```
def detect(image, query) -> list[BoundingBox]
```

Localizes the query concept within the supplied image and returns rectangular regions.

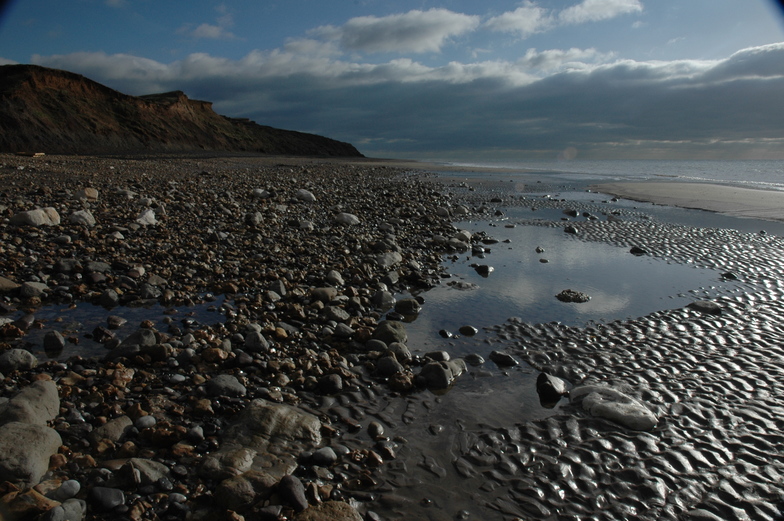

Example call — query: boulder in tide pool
[570,385,658,431]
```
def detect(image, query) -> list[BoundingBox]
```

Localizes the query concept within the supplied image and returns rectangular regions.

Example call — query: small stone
[458,325,478,336]
[296,189,317,202]
[489,350,518,367]
[335,212,360,225]
[318,374,343,394]
[325,270,344,286]
[312,447,338,466]
[136,208,157,226]
[418,359,466,389]
[46,479,81,501]
[207,374,247,397]
[69,209,96,227]
[75,187,99,200]
[43,330,66,354]
[394,298,421,315]
[88,486,125,512]
[10,208,60,227]
[474,265,493,276]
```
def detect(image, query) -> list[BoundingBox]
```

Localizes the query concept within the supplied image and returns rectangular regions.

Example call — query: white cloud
[518,48,613,71]
[559,0,643,25]
[485,0,643,39]
[484,2,553,37]
[28,41,784,159]
[179,5,237,40]
[310,8,480,54]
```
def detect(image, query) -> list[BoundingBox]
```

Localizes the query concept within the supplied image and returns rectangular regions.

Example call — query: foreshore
[0,153,783,521]
[593,180,784,222]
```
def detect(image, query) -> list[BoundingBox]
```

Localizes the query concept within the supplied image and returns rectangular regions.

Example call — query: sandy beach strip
[593,181,784,222]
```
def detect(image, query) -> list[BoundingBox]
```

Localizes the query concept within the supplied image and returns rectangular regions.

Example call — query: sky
[1,0,784,161]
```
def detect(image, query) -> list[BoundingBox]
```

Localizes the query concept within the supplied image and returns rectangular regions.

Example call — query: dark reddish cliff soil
[0,64,362,157]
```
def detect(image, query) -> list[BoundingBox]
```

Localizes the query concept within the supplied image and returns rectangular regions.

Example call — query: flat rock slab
[203,400,322,482]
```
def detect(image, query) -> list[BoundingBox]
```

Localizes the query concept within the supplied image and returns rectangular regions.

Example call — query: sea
[440,158,784,191]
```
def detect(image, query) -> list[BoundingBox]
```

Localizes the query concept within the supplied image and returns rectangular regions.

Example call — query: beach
[593,181,784,222]
[0,153,783,521]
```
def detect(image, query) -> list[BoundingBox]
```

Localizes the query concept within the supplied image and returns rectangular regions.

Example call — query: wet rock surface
[0,154,782,521]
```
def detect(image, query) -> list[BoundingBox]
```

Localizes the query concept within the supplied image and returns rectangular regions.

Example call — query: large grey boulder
[0,348,38,373]
[570,385,658,431]
[10,208,60,227]
[0,422,62,486]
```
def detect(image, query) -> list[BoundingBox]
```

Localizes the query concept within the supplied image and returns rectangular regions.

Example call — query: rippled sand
[324,209,784,521]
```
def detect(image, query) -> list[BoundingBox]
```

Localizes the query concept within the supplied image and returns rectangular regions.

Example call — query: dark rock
[536,372,569,407]
[458,325,478,336]
[372,320,407,344]
[376,355,404,377]
[312,447,338,466]
[474,265,494,277]
[394,298,421,315]
[279,474,308,512]
[630,246,648,256]
[489,350,518,367]
[318,374,343,394]
[418,359,466,389]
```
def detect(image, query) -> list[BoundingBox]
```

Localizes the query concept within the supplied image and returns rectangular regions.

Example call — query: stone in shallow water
[418,359,467,389]
[556,289,591,303]
[687,300,722,316]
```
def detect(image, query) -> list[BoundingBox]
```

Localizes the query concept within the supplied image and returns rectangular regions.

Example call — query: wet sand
[593,181,784,222]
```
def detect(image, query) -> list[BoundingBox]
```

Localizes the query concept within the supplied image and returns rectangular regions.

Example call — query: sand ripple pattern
[476,220,784,520]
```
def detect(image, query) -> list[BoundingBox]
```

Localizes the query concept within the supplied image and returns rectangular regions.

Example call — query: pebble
[3,156,784,521]
[88,486,125,512]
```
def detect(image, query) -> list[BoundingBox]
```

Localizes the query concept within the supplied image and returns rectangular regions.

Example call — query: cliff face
[0,64,363,157]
